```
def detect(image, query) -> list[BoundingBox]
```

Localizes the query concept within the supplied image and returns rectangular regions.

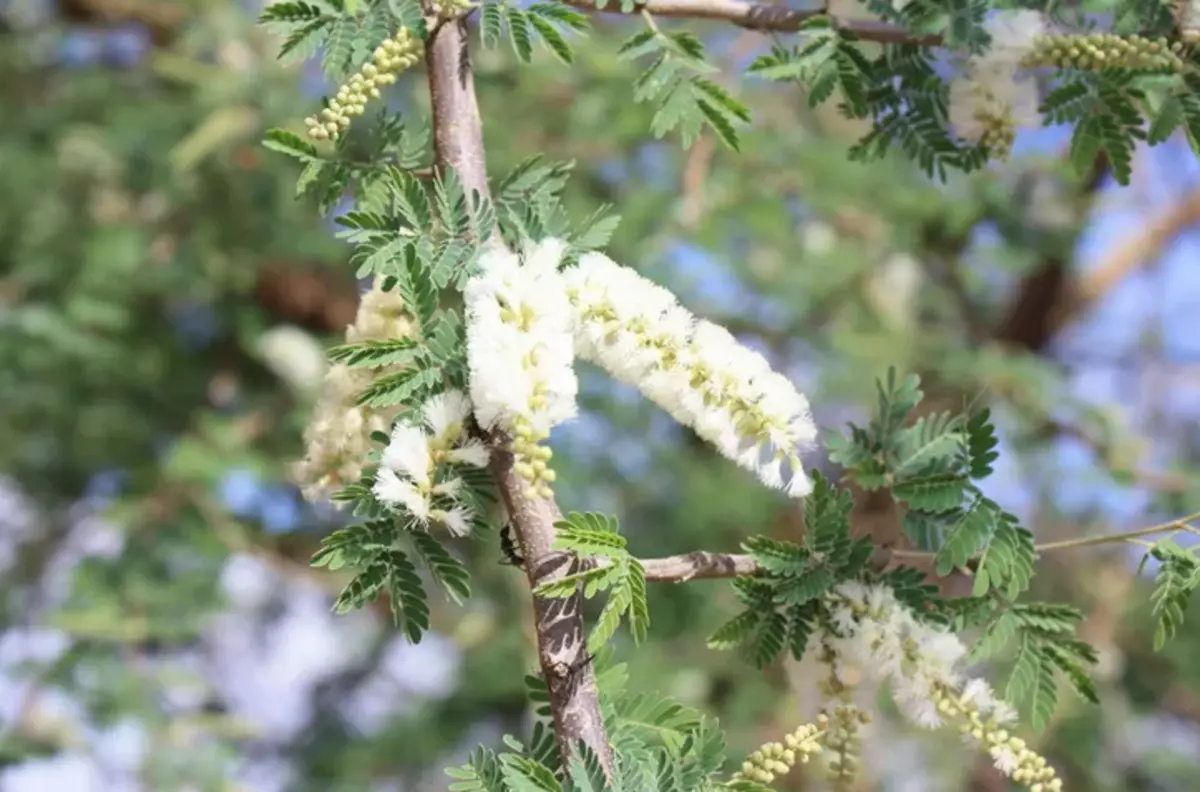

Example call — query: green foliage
[965,602,1099,730]
[1146,539,1200,650]
[827,369,1036,599]
[617,27,750,150]
[261,0,421,71]
[706,472,871,667]
[479,1,591,64]
[451,655,739,791]
[534,513,650,650]
[746,18,872,117]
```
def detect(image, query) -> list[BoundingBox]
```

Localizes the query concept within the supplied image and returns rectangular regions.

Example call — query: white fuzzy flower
[382,424,433,485]
[422,389,473,444]
[295,279,414,503]
[824,582,1016,736]
[948,12,1044,157]
[431,505,473,537]
[563,252,817,497]
[465,239,577,435]
[990,745,1021,775]
[948,64,1040,147]
[982,10,1046,65]
[373,467,431,519]
[372,391,490,536]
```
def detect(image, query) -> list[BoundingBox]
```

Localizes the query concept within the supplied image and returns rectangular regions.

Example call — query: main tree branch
[566,0,944,45]
[424,15,616,776]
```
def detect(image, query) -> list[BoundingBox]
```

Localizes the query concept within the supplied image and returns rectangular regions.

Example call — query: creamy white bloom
[294,279,413,502]
[563,251,817,497]
[373,467,431,519]
[823,582,1059,790]
[258,324,328,394]
[948,11,1045,155]
[948,64,1040,146]
[422,390,473,443]
[431,505,473,537]
[372,391,491,536]
[381,424,432,485]
[982,9,1046,65]
[465,239,578,436]
[465,239,577,498]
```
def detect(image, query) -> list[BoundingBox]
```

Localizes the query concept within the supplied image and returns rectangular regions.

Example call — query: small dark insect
[499,521,525,569]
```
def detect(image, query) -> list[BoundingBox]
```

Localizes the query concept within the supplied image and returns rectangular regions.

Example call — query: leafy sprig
[618,25,750,150]
[533,512,650,651]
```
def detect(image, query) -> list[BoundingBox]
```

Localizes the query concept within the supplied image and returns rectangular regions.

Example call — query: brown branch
[632,510,1200,582]
[568,0,944,45]
[1056,187,1200,331]
[424,16,616,776]
[641,551,762,581]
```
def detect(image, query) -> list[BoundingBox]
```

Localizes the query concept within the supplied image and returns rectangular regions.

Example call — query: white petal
[373,468,430,520]
[382,423,432,485]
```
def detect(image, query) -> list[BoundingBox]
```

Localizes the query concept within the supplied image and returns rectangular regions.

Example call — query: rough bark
[424,17,616,775]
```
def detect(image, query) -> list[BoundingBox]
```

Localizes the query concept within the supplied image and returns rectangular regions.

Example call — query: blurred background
[2,0,1200,790]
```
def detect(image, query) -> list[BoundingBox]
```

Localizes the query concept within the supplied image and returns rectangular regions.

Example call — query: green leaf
[527,10,575,64]
[893,472,967,513]
[1148,95,1184,146]
[893,411,965,477]
[327,337,423,368]
[506,7,535,62]
[357,366,441,408]
[323,14,357,83]
[535,561,626,599]
[706,610,759,651]
[627,559,650,644]
[499,754,564,792]
[773,567,834,606]
[1149,539,1198,649]
[333,561,389,613]
[612,691,702,752]
[935,501,993,575]
[970,611,1019,661]
[388,549,431,642]
[481,1,504,48]
[588,582,631,652]
[742,535,809,575]
[617,29,660,59]
[388,0,428,39]
[747,610,787,668]
[311,520,395,570]
[966,408,1000,478]
[259,1,328,23]
[554,512,626,555]
[263,128,320,161]
[409,530,472,604]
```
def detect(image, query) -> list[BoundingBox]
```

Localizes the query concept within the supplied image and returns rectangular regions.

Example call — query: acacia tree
[259,1,1200,789]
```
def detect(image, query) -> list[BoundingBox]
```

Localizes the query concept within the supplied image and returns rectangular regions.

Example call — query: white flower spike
[464,238,577,499]
[563,251,817,497]
[823,582,1061,791]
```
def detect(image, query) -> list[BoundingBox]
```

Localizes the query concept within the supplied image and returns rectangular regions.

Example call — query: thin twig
[566,0,944,45]
[630,511,1200,582]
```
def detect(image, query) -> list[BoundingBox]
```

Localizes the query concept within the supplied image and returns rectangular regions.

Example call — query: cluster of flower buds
[735,718,826,785]
[823,704,870,789]
[977,112,1018,162]
[305,28,422,142]
[946,687,1062,792]
[1022,33,1186,72]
